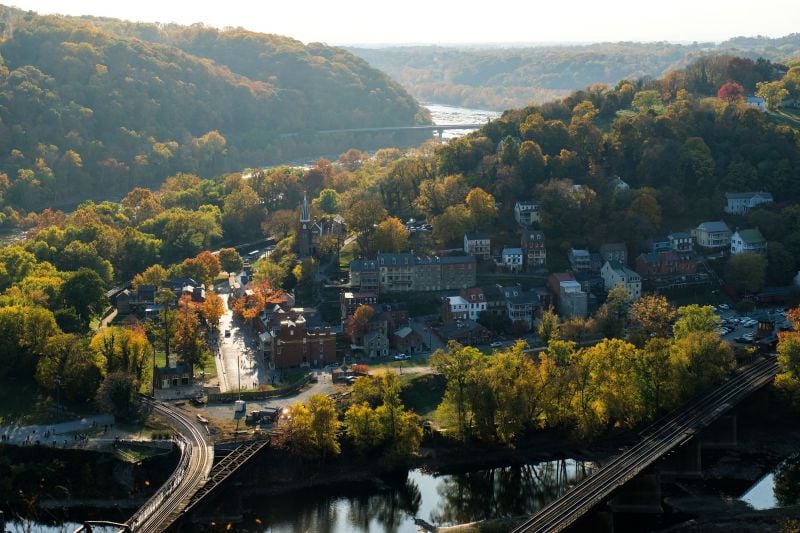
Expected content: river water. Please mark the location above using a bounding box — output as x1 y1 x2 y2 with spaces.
740 452 800 510
425 103 502 140
234 459 594 532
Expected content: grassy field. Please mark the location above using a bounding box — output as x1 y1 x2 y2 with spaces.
767 108 800 129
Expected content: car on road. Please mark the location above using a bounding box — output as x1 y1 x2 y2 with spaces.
490 341 504 348
393 353 410 360
718 304 730 310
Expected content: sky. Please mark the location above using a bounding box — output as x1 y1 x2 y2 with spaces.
7 0 800 46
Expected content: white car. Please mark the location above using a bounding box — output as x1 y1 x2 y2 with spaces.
393 354 410 361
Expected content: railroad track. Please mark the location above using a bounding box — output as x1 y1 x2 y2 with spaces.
125 397 213 533
512 356 779 533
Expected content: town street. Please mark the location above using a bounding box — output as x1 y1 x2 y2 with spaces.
214 291 269 393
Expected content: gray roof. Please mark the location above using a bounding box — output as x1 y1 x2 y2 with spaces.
668 231 692 240
465 232 490 241
502 247 523 255
725 191 773 200
350 259 378 272
697 221 731 233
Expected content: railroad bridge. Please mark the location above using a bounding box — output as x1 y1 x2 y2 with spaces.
279 122 487 141
512 355 779 532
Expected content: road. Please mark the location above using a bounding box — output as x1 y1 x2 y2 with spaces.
511 355 779 533
126 397 213 533
215 291 269 393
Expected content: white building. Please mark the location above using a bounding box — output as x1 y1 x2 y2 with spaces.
445 295 469 321
600 260 642 300
501 247 523 272
514 200 540 226
461 287 487 321
745 96 767 111
731 228 767 255
693 221 732 250
724 192 773 215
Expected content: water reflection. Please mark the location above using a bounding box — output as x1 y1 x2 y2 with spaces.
240 458 593 532
741 452 800 510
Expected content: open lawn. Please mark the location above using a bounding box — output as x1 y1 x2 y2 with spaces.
767 108 800 129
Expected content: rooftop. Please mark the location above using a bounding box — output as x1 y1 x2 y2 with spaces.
697 220 731 233
465 232 490 241
735 228 766 244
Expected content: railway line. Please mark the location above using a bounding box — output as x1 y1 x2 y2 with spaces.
124 397 213 533
511 355 779 533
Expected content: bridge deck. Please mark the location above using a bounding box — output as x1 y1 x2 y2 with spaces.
511 356 779 532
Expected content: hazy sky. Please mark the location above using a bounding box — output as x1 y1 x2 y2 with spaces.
8 0 800 45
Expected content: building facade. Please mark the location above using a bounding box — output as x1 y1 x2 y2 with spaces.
601 260 642 300
731 228 767 255
693 221 732 250
464 232 491 260
724 192 773 215
514 200 540 226
521 229 546 270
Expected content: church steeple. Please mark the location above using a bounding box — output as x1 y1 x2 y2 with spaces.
300 191 310 223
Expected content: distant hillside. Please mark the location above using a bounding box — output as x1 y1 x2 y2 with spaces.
0 6 429 210
349 37 800 110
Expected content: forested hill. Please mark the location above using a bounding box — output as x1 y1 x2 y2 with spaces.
349 37 800 110
0 6 429 211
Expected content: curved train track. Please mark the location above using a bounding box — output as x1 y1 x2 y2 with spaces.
125 396 213 533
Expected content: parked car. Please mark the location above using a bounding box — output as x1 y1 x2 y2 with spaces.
393 353 410 360
490 341 504 348
718 303 730 310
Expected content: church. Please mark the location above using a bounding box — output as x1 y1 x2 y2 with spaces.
297 193 346 258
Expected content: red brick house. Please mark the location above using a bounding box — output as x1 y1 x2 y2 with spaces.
272 316 336 369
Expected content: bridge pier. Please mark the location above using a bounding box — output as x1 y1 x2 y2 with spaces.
700 413 738 449
608 473 663 514
435 128 444 142
659 439 703 479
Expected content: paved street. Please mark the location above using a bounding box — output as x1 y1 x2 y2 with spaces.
0 414 115 446
215 291 269 393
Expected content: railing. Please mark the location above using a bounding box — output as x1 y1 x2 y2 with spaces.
207 374 311 403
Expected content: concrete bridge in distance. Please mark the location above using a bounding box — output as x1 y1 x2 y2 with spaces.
279 122 488 140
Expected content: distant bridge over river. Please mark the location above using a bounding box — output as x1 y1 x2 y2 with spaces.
279 122 488 140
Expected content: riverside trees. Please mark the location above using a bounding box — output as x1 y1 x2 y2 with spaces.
430 304 734 443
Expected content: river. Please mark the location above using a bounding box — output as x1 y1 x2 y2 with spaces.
229 459 594 532
425 103 502 140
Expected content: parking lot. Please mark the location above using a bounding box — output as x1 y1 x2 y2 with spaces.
716 305 793 346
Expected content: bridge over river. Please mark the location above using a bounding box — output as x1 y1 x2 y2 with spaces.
511 355 779 532
279 122 487 140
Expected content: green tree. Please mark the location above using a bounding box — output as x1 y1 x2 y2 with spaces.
313 188 340 214
61 268 108 328
537 306 560 344
222 184 265 241
673 304 720 340
96 371 140 420
218 248 244 274
595 285 631 339
36 333 104 403
755 80 788 110
635 337 674 417
307 393 341 460
344 402 382 453
725 253 767 295
431 204 472 245
670 332 734 400
631 90 661 112
172 296 210 374
345 196 388 255
430 341 483 439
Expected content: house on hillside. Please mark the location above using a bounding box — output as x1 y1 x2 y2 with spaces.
724 192 773 215
442 295 469 324
668 231 693 253
601 260 642 300
568 248 591 272
464 232 491 260
521 229 546 271
599 243 628 265
693 221 732 250
514 200 540 226
731 228 767 255
745 96 767 111
501 247 523 272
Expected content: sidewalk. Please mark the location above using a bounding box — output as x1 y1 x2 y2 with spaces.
0 414 115 446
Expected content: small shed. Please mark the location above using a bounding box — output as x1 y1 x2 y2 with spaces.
155 363 193 389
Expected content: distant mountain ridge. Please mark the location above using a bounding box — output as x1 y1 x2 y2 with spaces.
349 35 800 110
0 6 429 210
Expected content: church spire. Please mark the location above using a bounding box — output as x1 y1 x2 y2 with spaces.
300 191 310 223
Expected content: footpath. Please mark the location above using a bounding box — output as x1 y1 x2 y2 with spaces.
0 414 117 448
